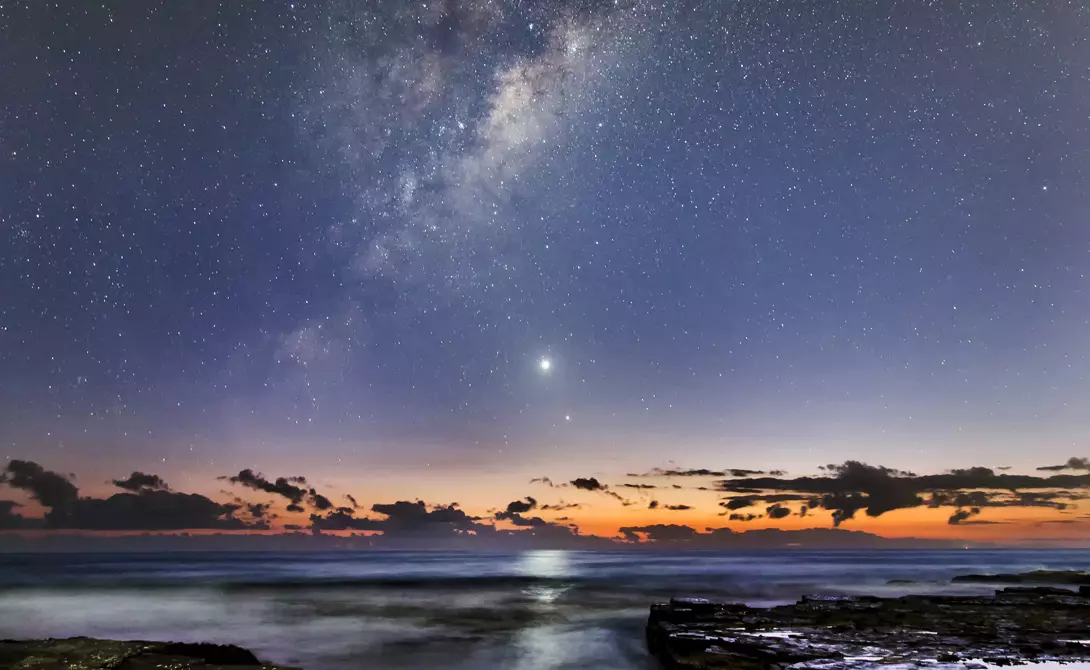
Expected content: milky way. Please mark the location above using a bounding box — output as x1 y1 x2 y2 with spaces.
1 0 1088 511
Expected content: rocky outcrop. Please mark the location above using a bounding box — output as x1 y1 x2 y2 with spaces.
647 587 1090 669
0 637 297 669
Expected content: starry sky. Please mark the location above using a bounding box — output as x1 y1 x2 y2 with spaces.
2 0 1089 541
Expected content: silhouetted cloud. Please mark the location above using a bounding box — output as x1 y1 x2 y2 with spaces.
648 500 659 509
2 460 79 508
620 524 698 542
501 497 537 514
345 494 360 509
539 501 580 511
1037 457 1090 472
619 483 657 489
2 461 266 531
496 512 550 527
663 504 692 511
308 490 334 511
949 507 982 525
767 504 791 519
221 469 333 512
112 472 170 492
312 500 487 536
729 513 759 522
570 477 604 491
630 467 786 478
222 469 307 505
716 460 1090 526
530 477 555 487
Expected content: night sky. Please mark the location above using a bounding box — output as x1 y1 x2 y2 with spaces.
2 0 1088 540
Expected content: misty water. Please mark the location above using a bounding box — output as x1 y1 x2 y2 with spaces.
1 549 1088 669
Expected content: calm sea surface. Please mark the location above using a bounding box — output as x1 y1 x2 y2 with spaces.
1 549 1088 669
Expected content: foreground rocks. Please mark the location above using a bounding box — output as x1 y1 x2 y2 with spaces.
647 585 1090 669
0 637 297 669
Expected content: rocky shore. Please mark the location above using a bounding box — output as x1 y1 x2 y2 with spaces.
0 637 297 669
647 571 1090 669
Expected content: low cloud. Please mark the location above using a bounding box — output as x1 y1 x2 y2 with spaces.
113 472 170 493
2 460 79 508
716 461 1090 527
1037 457 1090 472
663 504 692 511
1 461 264 531
631 467 785 478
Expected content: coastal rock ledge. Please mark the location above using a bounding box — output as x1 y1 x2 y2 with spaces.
647 587 1090 669
0 637 297 669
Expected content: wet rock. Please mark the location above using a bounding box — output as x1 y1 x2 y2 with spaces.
0 637 297 669
646 587 1090 669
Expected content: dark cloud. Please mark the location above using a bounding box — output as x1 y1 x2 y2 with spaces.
570 477 604 491
716 460 1090 527
530 477 555 487
766 504 791 520
495 497 548 526
308 490 334 511
1 461 267 531
246 502 273 519
112 472 170 492
948 507 982 525
222 469 307 505
496 512 550 527
722 497 755 510
221 469 333 512
729 513 760 522
345 494 360 509
540 501 580 511
630 468 786 478
663 504 692 511
52 491 263 531
2 460 79 508
501 497 537 515
619 483 657 490
312 500 488 536
620 524 698 542
648 500 659 509
1037 457 1090 472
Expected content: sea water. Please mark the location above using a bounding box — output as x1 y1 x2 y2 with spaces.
0 549 1087 669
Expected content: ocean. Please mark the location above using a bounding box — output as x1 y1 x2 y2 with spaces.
0 549 1087 669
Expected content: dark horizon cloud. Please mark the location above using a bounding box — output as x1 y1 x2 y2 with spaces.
2 461 264 531
717 460 1090 526
4 459 1089 541
1 460 79 509
630 468 786 478
112 472 170 493
1037 457 1090 472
